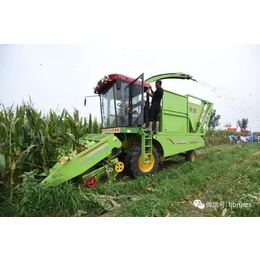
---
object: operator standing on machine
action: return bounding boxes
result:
[146,80,164,132]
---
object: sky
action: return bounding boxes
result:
[0,44,260,131]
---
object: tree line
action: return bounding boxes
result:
[209,109,249,130]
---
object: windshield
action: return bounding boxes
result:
[100,80,146,128]
[100,82,116,128]
[101,81,130,128]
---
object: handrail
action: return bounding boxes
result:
[197,102,214,135]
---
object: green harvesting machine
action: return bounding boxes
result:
[41,73,213,187]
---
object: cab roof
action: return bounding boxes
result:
[94,74,151,94]
[94,73,196,94]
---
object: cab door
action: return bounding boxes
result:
[129,73,145,126]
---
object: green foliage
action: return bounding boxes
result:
[88,113,92,134]
[0,102,101,192]
[237,118,249,129]
[208,109,221,129]
[0,171,112,217]
[1,144,260,217]
[92,117,99,134]
[205,130,240,146]
[0,154,5,177]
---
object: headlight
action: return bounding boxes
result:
[102,75,110,83]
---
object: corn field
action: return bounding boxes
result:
[1,101,257,217]
[0,100,238,199]
[205,129,240,146]
[0,101,101,197]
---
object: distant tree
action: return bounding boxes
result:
[223,122,229,129]
[99,122,103,133]
[208,109,221,129]
[92,117,99,134]
[237,118,249,129]
[83,117,88,129]
[88,114,92,133]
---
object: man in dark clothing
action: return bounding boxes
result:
[146,80,164,132]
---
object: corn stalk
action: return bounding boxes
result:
[0,101,101,196]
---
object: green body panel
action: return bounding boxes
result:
[188,102,202,131]
[159,91,213,135]
[160,90,189,133]
[41,134,122,186]
[153,133,205,158]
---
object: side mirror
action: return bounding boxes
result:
[117,77,121,90]
[84,95,99,107]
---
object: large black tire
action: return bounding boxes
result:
[185,150,196,162]
[125,145,159,177]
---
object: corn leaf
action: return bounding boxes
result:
[0,122,8,135]
[0,153,6,177]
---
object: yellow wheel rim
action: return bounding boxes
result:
[191,153,196,162]
[115,162,124,173]
[138,155,155,173]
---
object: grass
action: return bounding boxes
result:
[93,143,260,217]
[0,172,112,217]
[1,143,259,217]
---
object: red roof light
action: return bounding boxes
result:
[94,74,151,94]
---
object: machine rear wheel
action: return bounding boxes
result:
[185,150,196,162]
[125,145,159,177]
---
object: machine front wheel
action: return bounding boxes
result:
[125,145,159,177]
[185,150,196,162]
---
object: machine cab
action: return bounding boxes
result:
[94,73,151,128]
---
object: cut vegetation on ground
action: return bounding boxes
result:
[1,143,259,217]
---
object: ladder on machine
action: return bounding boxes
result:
[140,129,153,163]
